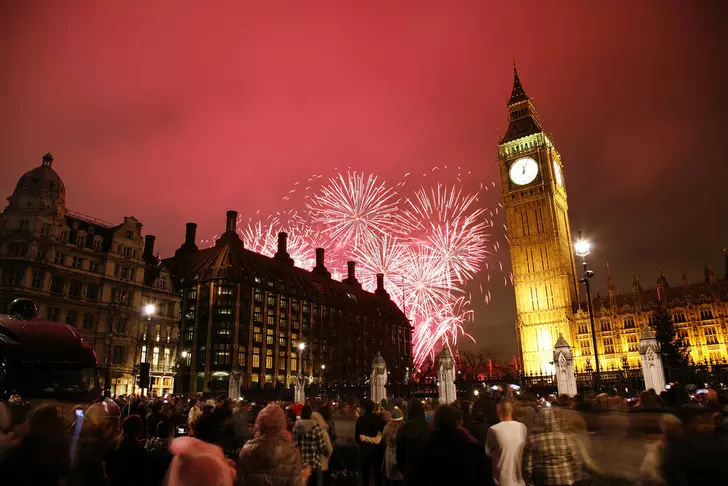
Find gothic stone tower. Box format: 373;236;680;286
498;66;580;375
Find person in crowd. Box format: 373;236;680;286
146;400;164;437
145;419;174;486
406;404;489;486
523;407;582;486
233;400;252;447
380;406;405;486
660;407;728;486
354;399;386;486
188;400;202;428
70;400;119;486
167;436;237;486
238;403;310;486
311;411;334;486
466;397;494;446
193;404;220;445
294;404;331;486
0;404;70;486
486;401;526;486
395;399;431;485
0;402;16;454
106;414;152;486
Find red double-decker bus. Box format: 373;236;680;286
0;299;101;403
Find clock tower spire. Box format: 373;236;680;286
497;66;580;375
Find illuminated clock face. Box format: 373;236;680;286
509;157;539;186
553;161;563;186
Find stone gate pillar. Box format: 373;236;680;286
371;352;388;406
437;347;457;405
639;326;666;392
294;372;306;403
228;370;243;400
553;334;577;397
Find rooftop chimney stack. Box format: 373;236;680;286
143;235;156;263
226;210;238;233
274;232;293;265
375;273;389;298
185;222;197;246
312;248;331;278
175;222;199;257
344;260;361;289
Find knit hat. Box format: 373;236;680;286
167;437;236;486
391;406;403;421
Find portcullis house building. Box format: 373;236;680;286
164;210;412;395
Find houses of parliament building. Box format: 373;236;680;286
498;67;728;375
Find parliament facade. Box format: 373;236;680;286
498;68;728;375
164;211;412;395
0;154;180;396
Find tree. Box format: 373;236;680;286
650;304;689;370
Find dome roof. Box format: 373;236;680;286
13;153;65;204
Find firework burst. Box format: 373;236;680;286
214;168;498;369
307;172;405;249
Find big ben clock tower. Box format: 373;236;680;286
498;66;580;375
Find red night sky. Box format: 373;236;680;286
2;1;727;357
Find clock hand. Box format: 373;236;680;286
522;166;526;175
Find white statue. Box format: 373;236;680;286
553;334;577;397
371;352;388;405
294;373;306;403
639;326;666;392
437;347;457;405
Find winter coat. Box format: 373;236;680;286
395;416;431;481
354;412;385;460
406;428;490;486
237;436;306;486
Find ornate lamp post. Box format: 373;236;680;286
104;331;115;397
575;233;600;392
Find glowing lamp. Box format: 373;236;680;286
298;342;306;351
574;239;591;257
143;303;157;317
181;350;189;359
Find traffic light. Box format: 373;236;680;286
139;362;150;389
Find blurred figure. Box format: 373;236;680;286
311;412;334;486
232;400;252;447
661;408;728;486
381;406;404;486
145;419;174;486
167;436;236;486
238;403;309;486
396;399;431;485
486;401;526;486
106;415;152;486
294;404;331;486
466;396;498;446
0;404;70;486
523;407;582;486
354;399;385;486
188;400;202;428
194;404;220;445
146;400;164;437
406;405;489;486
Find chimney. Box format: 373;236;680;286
176;222;199;257
375;273;389;298
226;210;238;233
312;248;331;278
143;235;156;263
274;232;293;265
344;261;361;289
185;222;197;246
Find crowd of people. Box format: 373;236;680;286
0;386;726;486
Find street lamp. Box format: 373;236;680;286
141;303;157;396
575;232;600;392
297;342;306;351
105;331;115;398
181;350;189;359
